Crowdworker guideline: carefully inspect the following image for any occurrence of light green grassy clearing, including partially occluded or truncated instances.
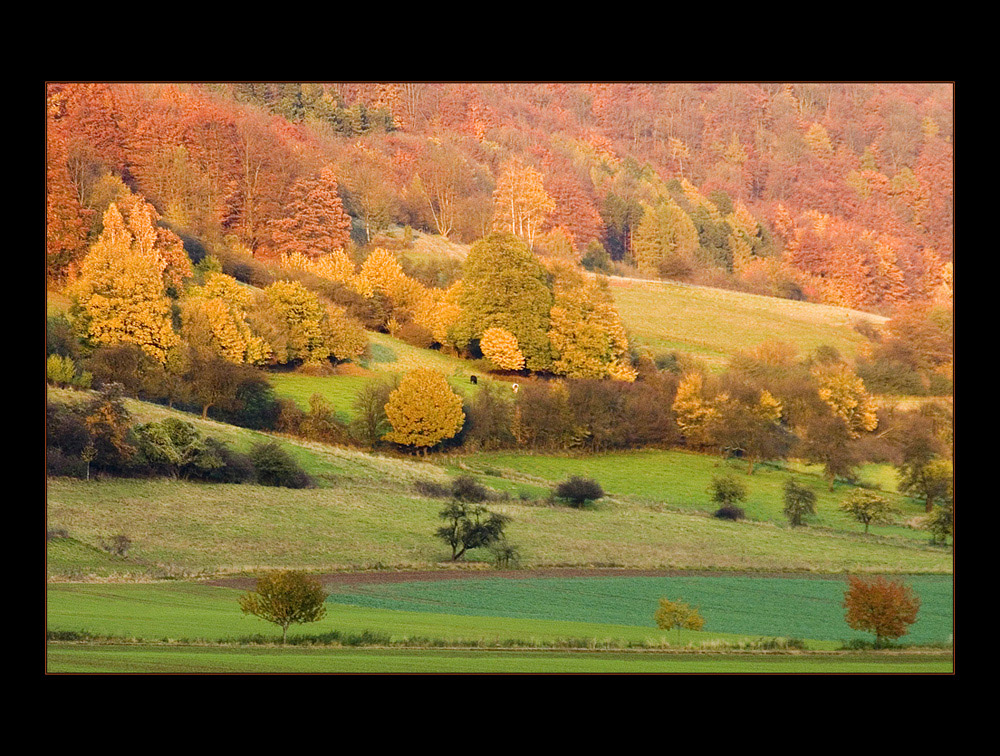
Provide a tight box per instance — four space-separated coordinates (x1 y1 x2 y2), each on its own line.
268 331 506 419
452 449 929 540
45 645 953 673
610 277 885 369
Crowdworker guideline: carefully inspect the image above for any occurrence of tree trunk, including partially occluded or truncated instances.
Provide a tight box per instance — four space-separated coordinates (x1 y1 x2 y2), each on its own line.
282 625 288 645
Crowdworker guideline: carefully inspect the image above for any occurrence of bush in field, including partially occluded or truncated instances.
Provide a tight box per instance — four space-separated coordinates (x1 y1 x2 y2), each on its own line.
554 476 605 507
843 575 920 648
654 598 706 643
436 502 510 561
839 489 900 533
134 417 224 480
488 539 521 568
201 438 256 483
249 442 313 488
100 534 132 557
238 570 328 644
783 477 817 527
452 474 490 503
710 474 747 520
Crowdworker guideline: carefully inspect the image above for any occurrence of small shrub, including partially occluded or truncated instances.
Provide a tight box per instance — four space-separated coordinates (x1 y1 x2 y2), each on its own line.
46 527 70 541
101 534 132 557
488 539 521 569
451 474 489 502
554 476 605 507
413 479 451 499
202 438 255 483
249 442 313 488
713 505 746 521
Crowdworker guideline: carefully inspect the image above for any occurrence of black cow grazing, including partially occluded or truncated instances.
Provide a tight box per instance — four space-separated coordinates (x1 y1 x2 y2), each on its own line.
470 375 478 384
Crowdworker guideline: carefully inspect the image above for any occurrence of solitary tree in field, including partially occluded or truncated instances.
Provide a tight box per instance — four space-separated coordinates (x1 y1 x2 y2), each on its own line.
898 456 953 513
654 598 706 643
839 489 900 534
238 570 327 644
783 478 817 527
709 474 748 519
925 502 953 546
436 502 510 561
843 575 920 648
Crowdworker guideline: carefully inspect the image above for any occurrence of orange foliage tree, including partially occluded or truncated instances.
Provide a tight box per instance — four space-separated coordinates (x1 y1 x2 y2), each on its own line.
268 164 351 257
843 575 921 647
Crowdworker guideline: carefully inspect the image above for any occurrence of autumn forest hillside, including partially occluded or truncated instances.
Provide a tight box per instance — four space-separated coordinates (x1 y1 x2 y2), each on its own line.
45 82 954 493
47 83 953 311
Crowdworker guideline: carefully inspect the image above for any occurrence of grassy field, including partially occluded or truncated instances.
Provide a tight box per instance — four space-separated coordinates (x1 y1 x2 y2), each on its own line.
47 472 950 579
609 277 886 369
451 449 924 539
45 644 953 673
268 332 501 420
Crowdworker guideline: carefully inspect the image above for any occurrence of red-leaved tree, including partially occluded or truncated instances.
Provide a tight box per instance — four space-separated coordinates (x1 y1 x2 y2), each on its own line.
843 575 921 647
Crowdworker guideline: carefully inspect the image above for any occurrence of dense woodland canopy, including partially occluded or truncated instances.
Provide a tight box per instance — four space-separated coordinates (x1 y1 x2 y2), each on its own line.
46 82 953 313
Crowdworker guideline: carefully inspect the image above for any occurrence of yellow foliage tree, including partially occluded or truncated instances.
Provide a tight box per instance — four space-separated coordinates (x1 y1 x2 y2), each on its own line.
813 364 878 437
411 282 463 346
491 158 555 249
182 272 271 364
69 203 180 363
547 264 636 381
672 372 720 447
383 368 465 450
480 327 525 371
279 250 356 286
258 280 364 365
726 201 760 274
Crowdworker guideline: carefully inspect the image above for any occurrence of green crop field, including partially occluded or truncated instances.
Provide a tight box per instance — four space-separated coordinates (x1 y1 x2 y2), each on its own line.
609 276 886 369
325 574 953 646
46 582 754 647
45 579 952 672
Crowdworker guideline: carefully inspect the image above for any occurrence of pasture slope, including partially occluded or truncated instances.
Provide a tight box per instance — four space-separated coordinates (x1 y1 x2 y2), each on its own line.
46 268 952 673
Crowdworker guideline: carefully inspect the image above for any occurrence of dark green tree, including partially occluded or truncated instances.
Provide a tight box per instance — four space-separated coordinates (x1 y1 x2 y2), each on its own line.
436 502 510 561
783 477 817 527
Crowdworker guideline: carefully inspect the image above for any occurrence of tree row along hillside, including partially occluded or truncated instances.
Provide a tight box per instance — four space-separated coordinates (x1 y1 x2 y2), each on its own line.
47 82 953 317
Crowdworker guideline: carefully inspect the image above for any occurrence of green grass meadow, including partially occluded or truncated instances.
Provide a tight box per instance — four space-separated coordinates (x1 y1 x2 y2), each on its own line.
45 645 953 674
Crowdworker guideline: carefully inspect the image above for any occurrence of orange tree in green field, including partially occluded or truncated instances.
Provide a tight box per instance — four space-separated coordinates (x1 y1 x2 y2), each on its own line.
843 575 920 648
383 368 465 451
